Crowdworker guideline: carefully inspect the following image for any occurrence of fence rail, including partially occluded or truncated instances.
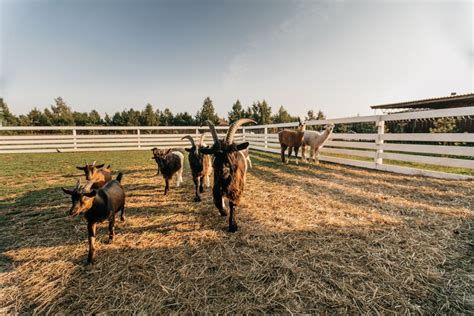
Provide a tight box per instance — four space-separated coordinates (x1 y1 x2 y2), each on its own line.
1 107 473 180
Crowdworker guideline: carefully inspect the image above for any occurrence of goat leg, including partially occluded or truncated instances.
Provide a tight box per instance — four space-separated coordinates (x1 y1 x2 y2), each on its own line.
108 216 115 244
213 187 227 216
228 201 238 233
199 176 204 193
120 205 125 222
164 178 170 195
87 222 97 264
193 177 201 202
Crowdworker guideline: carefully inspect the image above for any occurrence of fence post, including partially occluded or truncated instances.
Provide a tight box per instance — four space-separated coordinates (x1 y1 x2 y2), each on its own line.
375 117 384 165
137 129 141 149
264 127 268 149
73 129 77 152
243 128 246 142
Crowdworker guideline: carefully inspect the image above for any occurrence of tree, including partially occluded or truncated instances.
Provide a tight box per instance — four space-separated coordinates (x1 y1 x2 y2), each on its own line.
272 105 295 123
112 112 125 126
228 99 245 123
173 112 195 126
195 97 219 124
73 112 90 126
250 100 272 125
50 97 75 126
306 109 326 121
124 108 140 126
104 113 113 126
88 110 103 125
160 108 174 126
0 98 19 126
140 104 159 126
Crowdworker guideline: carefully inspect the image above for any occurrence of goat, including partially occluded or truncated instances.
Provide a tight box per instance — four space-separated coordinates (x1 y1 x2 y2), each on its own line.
62 173 125 264
182 134 212 202
76 161 112 189
302 124 334 164
200 118 256 232
151 148 184 195
278 118 306 164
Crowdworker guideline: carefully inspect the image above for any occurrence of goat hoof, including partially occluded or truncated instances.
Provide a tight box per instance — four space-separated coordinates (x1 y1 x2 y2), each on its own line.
120 216 125 222
199 187 204 193
219 210 228 216
194 196 201 202
107 238 114 244
228 224 238 233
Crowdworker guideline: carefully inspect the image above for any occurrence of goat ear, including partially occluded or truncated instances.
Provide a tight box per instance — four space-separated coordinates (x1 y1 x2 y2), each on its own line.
95 163 105 169
164 149 172 155
76 166 85 171
185 148 191 152
236 142 250 151
199 147 214 155
83 190 97 198
62 187 73 195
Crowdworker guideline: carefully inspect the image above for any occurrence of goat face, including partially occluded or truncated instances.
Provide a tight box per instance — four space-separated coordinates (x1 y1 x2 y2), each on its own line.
201 142 249 181
151 148 172 169
76 162 105 181
62 182 96 216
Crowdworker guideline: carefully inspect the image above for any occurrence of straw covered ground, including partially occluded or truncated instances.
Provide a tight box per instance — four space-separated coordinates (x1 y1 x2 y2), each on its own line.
0 150 472 314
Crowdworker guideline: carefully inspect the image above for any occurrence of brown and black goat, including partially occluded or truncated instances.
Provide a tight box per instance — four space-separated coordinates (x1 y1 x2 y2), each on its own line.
278 118 306 164
200 118 255 232
62 173 125 264
151 148 184 195
76 161 112 189
182 134 212 202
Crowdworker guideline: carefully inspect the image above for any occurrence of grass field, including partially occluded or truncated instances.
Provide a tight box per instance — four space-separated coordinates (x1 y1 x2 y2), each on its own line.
0 150 472 314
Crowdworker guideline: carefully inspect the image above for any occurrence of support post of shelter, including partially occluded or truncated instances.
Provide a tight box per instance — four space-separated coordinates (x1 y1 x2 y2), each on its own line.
375 117 384 165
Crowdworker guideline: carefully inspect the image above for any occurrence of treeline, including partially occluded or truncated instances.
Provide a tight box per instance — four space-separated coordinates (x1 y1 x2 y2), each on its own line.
0 97 326 127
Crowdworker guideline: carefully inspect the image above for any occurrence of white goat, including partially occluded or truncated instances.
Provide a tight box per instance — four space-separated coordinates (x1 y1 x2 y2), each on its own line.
301 124 334 164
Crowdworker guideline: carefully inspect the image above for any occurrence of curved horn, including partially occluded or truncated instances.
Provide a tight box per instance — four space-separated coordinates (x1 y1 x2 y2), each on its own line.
225 118 256 144
92 161 96 166
199 133 206 146
204 120 219 144
181 135 196 148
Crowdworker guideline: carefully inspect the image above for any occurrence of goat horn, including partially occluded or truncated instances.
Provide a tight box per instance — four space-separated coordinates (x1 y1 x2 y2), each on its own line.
181 135 196 148
75 178 81 189
92 161 96 166
225 118 256 144
203 120 219 144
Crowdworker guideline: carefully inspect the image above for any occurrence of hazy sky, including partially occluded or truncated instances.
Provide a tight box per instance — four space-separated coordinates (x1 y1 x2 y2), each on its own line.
1 0 472 118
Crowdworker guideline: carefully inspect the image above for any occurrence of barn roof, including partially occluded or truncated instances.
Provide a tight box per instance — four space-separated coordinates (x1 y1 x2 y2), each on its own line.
370 93 474 110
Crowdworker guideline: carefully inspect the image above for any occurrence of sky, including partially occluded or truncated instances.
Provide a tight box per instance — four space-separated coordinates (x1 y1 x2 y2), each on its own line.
0 0 472 119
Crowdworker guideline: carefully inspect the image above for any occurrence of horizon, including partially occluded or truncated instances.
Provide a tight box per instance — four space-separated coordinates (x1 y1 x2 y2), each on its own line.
1 0 472 119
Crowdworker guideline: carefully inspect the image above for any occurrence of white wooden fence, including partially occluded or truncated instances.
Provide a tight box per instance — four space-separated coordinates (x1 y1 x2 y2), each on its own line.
243 107 474 180
0 107 473 180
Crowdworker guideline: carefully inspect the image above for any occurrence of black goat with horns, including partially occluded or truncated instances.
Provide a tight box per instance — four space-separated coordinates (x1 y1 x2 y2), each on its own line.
200 118 256 232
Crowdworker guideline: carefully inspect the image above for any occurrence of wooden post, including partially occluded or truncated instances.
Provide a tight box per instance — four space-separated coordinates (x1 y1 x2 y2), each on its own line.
243 128 246 142
264 127 268 149
375 117 384 165
137 129 141 149
73 129 77 151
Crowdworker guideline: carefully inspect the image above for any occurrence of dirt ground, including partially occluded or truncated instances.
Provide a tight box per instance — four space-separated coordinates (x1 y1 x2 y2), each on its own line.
0 150 472 314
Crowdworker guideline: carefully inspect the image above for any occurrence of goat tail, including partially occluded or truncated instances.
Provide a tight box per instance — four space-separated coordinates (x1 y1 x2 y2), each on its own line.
116 172 123 183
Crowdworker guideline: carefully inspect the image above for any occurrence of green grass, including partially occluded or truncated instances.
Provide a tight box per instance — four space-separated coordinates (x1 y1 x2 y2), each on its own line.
319 152 474 176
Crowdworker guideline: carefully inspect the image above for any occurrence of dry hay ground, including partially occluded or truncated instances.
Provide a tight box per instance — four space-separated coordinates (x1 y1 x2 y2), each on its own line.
0 150 472 314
